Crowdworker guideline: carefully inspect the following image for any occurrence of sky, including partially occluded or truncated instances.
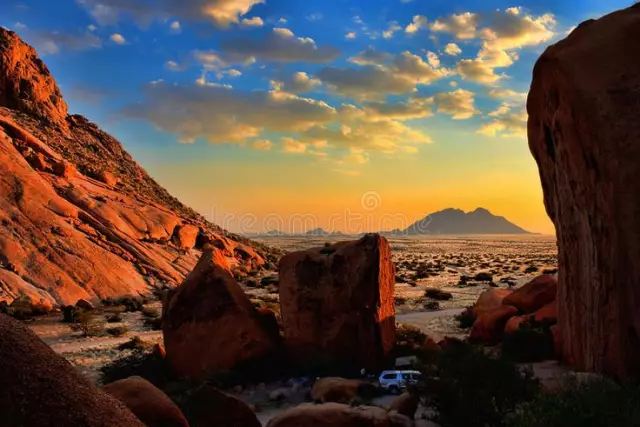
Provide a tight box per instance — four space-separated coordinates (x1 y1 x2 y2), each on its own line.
0 0 628 235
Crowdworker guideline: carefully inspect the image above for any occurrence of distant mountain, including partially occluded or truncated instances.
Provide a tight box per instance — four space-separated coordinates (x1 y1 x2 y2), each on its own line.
305 228 346 237
404 208 531 235
249 228 347 238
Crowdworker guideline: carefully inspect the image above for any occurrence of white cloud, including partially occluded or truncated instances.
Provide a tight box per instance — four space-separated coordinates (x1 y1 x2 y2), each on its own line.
170 21 181 33
431 89 477 119
77 0 264 28
477 108 527 137
426 51 440 68
282 137 308 153
26 30 102 54
110 33 126 44
405 15 427 34
271 72 321 94
240 16 264 27
345 32 357 40
382 22 401 39
306 13 323 22
220 27 340 63
487 88 527 100
165 60 183 71
278 17 287 24
430 12 479 39
457 58 504 84
444 43 462 56
252 139 272 150
87 24 97 31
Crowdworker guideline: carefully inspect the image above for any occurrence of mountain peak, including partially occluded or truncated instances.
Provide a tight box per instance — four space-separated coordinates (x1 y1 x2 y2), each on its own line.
0 28 68 127
404 207 530 235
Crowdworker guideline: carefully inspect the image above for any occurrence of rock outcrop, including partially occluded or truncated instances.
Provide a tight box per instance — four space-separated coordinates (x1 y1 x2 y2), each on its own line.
527 3 640 378
502 275 557 313
0 27 275 307
311 377 378 404
279 234 395 371
102 376 189 427
163 247 277 379
266 403 413 427
0 314 145 426
179 384 261 427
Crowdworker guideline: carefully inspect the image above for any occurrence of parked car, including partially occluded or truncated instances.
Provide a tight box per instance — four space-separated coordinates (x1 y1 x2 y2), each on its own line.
378 370 421 394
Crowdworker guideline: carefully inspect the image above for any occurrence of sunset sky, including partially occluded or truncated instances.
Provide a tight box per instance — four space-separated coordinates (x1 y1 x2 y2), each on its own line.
1 0 627 235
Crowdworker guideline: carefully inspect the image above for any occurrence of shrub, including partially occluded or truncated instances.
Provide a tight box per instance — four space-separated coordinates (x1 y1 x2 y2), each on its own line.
104 296 146 312
396 323 428 357
69 311 105 337
506 377 640 427
118 336 149 352
141 306 159 318
455 308 475 329
473 272 494 282
101 349 173 387
523 266 539 274
61 305 80 323
144 316 163 331
424 288 453 301
424 301 441 310
542 268 557 275
106 313 123 323
418 340 539 427
502 318 555 363
106 326 129 337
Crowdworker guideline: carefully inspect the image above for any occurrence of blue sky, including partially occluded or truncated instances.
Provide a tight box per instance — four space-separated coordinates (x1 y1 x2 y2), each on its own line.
0 0 629 234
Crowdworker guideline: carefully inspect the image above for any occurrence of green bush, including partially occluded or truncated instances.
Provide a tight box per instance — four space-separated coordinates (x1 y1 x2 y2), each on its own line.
418 340 539 427
501 318 555 363
506 377 640 427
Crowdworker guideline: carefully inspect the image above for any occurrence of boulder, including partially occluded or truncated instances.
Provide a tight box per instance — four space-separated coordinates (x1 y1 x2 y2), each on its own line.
0 314 145 426
504 315 529 336
470 305 518 343
75 298 95 311
472 288 512 317
102 376 189 427
96 169 119 187
533 301 557 323
502 275 557 314
311 377 378 404
527 3 640 378
388 392 419 419
163 247 276 379
180 384 261 427
173 224 199 250
52 160 77 179
279 234 396 371
266 403 413 427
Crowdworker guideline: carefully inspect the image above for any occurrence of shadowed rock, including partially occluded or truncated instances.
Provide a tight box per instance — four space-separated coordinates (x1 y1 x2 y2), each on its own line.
0 314 145 427
527 3 640 378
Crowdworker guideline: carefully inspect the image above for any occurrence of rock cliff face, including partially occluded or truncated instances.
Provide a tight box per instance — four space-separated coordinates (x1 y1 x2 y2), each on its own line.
278 234 396 372
0 28 276 307
527 3 640 378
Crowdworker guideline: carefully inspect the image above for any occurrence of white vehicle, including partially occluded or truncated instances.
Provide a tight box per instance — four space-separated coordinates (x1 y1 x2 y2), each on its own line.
378 370 421 394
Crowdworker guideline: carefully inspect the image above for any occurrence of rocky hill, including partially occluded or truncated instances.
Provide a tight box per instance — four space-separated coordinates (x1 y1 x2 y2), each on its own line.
404 207 530 235
0 28 277 308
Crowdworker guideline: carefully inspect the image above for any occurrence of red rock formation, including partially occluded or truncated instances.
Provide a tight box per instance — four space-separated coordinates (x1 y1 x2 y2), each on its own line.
310 377 376 404
0 28 275 307
0 314 145 426
180 384 261 427
163 247 276 379
0 29 67 128
472 288 512 317
103 376 189 427
502 275 557 314
278 234 395 371
266 403 413 427
470 305 518 343
527 3 640 378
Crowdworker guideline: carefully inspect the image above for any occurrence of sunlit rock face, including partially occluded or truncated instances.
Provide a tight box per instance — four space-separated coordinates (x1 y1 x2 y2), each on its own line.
527 3 640 379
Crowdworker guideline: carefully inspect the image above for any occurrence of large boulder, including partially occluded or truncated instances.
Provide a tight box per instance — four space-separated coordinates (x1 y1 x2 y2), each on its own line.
470 305 518 343
0 314 145 427
388 392 419 419
502 275 557 314
472 288 512 317
311 377 378 404
180 384 261 427
266 403 413 427
527 3 640 378
163 247 276 379
279 234 395 371
102 376 189 427
173 224 199 250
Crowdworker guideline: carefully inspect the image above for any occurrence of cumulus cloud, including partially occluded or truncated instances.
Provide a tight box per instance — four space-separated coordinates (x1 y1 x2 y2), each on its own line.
240 16 264 27
431 89 477 119
122 81 337 144
382 22 401 39
110 33 126 44
270 72 321 94
362 98 434 121
165 60 184 71
444 42 462 56
252 139 272 150
345 32 357 39
477 108 527 137
426 51 440 68
432 8 555 84
487 88 527 100
219 27 340 63
321 47 451 100
170 21 181 33
405 15 428 34
77 0 264 28
282 137 307 153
